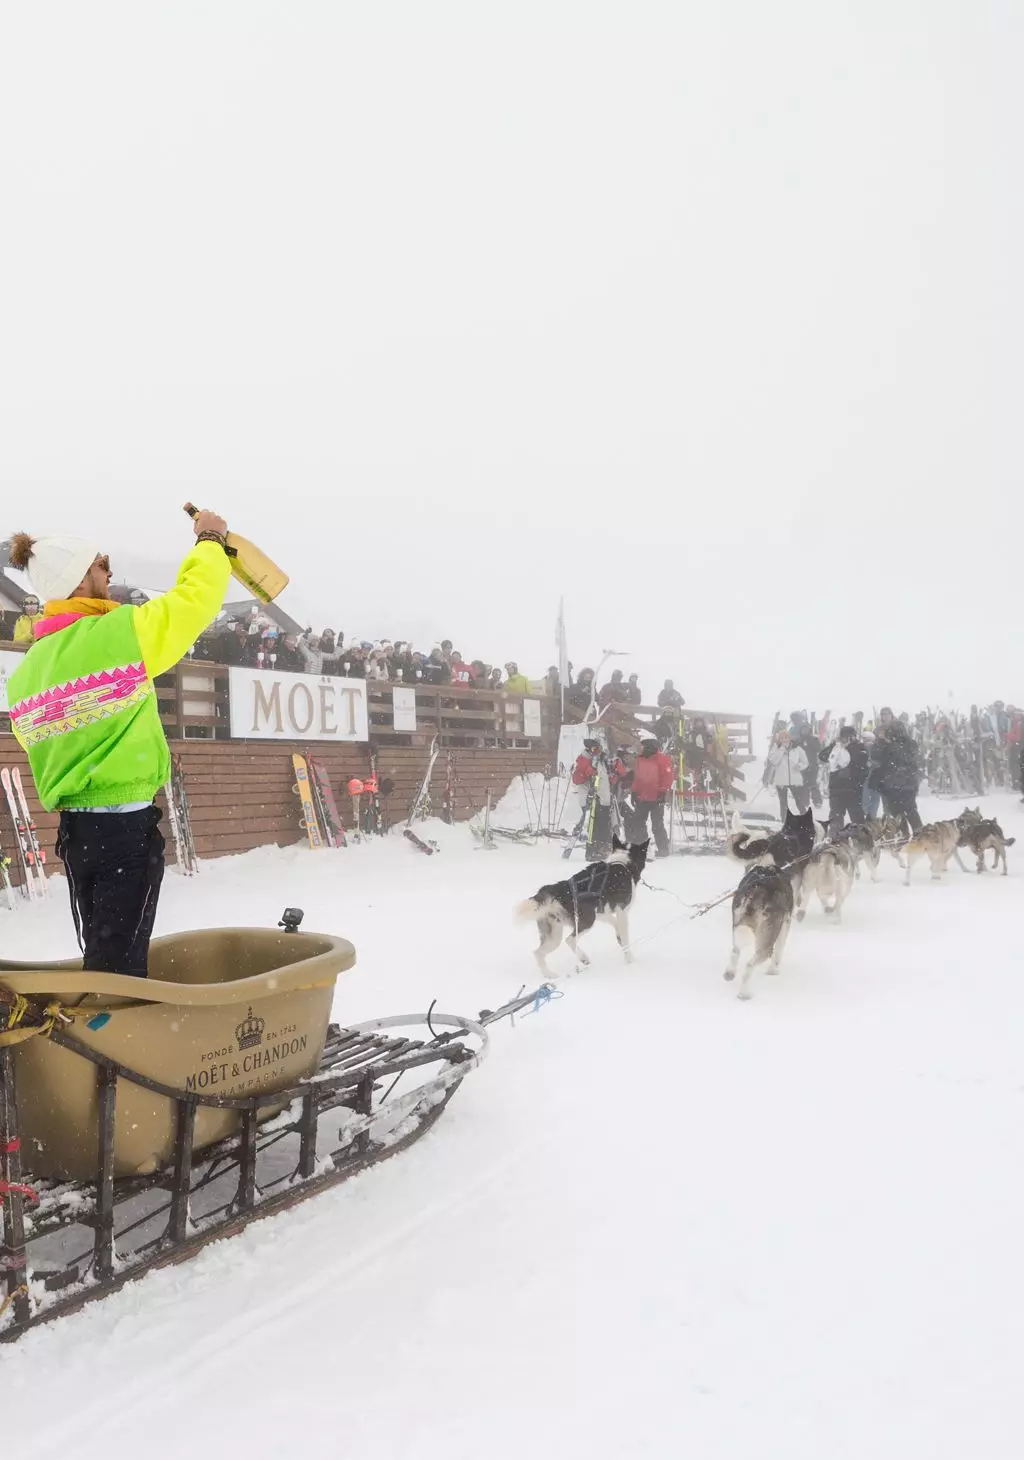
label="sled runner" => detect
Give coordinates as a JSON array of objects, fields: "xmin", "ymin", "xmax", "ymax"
[{"xmin": 0, "ymin": 913, "xmax": 542, "ymax": 1339}]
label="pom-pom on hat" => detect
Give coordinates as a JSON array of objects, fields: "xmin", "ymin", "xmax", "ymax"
[{"xmin": 9, "ymin": 532, "xmax": 102, "ymax": 604}]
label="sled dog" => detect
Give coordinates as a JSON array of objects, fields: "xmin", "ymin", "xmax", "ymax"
[
  {"xmin": 958, "ymin": 817, "xmax": 1015, "ymax": 876},
  {"xmin": 903, "ymin": 818, "xmax": 971, "ymax": 885},
  {"xmin": 796, "ymin": 839, "xmax": 857, "ymax": 921},
  {"xmin": 515, "ymin": 836, "xmax": 650, "ymax": 973},
  {"xmin": 726, "ymin": 807, "xmax": 816, "ymax": 872},
  {"xmin": 831, "ymin": 822, "xmax": 880, "ymax": 881},
  {"xmin": 725, "ymin": 865, "xmax": 795, "ymax": 1000},
  {"xmin": 865, "ymin": 815, "xmax": 908, "ymax": 863}
]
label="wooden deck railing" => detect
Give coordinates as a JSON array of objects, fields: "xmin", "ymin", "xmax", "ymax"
[{"xmin": 0, "ymin": 641, "xmax": 752, "ymax": 755}]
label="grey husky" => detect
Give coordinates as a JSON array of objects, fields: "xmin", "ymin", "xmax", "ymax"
[
  {"xmin": 796, "ymin": 838, "xmax": 856, "ymax": 921},
  {"xmin": 725, "ymin": 865, "xmax": 795, "ymax": 1000},
  {"xmin": 958, "ymin": 817, "xmax": 1015, "ymax": 876}
]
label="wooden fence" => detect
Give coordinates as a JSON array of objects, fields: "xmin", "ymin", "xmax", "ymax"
[
  {"xmin": 0, "ymin": 736, "xmax": 554, "ymax": 878},
  {"xmin": 0, "ymin": 643, "xmax": 753, "ymax": 756}
]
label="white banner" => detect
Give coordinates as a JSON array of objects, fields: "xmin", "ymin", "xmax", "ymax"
[
  {"xmin": 523, "ymin": 698, "xmax": 543, "ymax": 738},
  {"xmin": 392, "ymin": 685, "xmax": 418, "ymax": 733},
  {"xmin": 0, "ymin": 649, "xmax": 23, "ymax": 713},
  {"xmin": 229, "ymin": 668, "xmax": 369, "ymax": 741}
]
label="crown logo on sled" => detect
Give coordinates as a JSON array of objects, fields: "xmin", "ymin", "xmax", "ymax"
[{"xmin": 235, "ymin": 1006, "xmax": 265, "ymax": 1050}]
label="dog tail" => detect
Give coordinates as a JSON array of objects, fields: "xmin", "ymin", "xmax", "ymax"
[
  {"xmin": 513, "ymin": 897, "xmax": 541, "ymax": 923},
  {"xmin": 727, "ymin": 833, "xmax": 772, "ymax": 863},
  {"xmin": 1007, "ymin": 837, "xmax": 1017, "ymax": 847}
]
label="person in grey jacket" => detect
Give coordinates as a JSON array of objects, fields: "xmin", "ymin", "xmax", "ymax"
[
  {"xmin": 763, "ymin": 729, "xmax": 811, "ymax": 817},
  {"xmin": 297, "ymin": 630, "xmax": 346, "ymax": 676}
]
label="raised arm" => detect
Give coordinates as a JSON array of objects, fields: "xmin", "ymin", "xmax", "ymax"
[{"xmin": 134, "ymin": 529, "xmax": 232, "ymax": 679}]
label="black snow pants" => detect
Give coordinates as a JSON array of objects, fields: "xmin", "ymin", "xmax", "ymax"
[
  {"xmin": 881, "ymin": 789, "xmax": 923, "ymax": 836},
  {"xmin": 628, "ymin": 799, "xmax": 668, "ymax": 856},
  {"xmin": 827, "ymin": 786, "xmax": 865, "ymax": 836},
  {"xmin": 56, "ymin": 807, "xmax": 165, "ymax": 977}
]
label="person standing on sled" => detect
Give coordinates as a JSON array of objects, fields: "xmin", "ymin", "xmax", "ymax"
[
  {"xmin": 627, "ymin": 731, "xmax": 674, "ymax": 857},
  {"xmin": 5, "ymin": 510, "xmax": 231, "ymax": 977}
]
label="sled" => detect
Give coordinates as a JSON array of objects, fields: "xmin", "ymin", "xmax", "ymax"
[{"xmin": 0, "ymin": 913, "xmax": 542, "ymax": 1340}]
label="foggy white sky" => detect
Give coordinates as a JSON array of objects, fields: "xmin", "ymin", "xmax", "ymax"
[{"xmin": 2, "ymin": 0, "xmax": 1021, "ymax": 721}]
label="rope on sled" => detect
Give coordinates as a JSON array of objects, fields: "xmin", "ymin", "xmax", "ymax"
[
  {"xmin": 521, "ymin": 984, "xmax": 564, "ymax": 1016},
  {"xmin": 0, "ymin": 1286, "xmax": 29, "ymax": 1322},
  {"xmin": 0, "ymin": 986, "xmax": 141, "ymax": 1049}
]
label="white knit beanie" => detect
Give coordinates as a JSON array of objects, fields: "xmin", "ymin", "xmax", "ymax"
[{"xmin": 17, "ymin": 536, "xmax": 102, "ymax": 603}]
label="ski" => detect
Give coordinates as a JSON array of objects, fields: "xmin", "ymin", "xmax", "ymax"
[
  {"xmin": 364, "ymin": 754, "xmax": 381, "ymax": 836},
  {"xmin": 1, "ymin": 768, "xmax": 40, "ymax": 899},
  {"xmin": 164, "ymin": 757, "xmax": 199, "ymax": 874},
  {"xmin": 403, "ymin": 827, "xmax": 438, "ymax": 855},
  {"xmin": 562, "ymin": 787, "xmax": 595, "ymax": 859},
  {"xmin": 407, "ymin": 735, "xmax": 440, "ymax": 824},
  {"xmin": 11, "ymin": 769, "xmax": 47, "ymax": 898},
  {"xmin": 347, "ymin": 777, "xmax": 364, "ymax": 842},
  {"xmin": 309, "ymin": 773, "xmax": 338, "ymax": 849},
  {"xmin": 173, "ymin": 757, "xmax": 199, "ymax": 873},
  {"xmin": 306, "ymin": 757, "xmax": 347, "ymax": 848},
  {"xmin": 443, "ymin": 749, "xmax": 456, "ymax": 825},
  {"xmin": 163, "ymin": 776, "xmax": 187, "ymax": 871},
  {"xmin": 292, "ymin": 753, "xmax": 324, "ymax": 849},
  {"xmin": 366, "ymin": 752, "xmax": 392, "ymax": 836},
  {"xmin": 163, "ymin": 758, "xmax": 198, "ymax": 875}
]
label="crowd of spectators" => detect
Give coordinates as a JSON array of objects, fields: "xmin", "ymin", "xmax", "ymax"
[
  {"xmin": 764, "ymin": 704, "xmax": 1024, "ymax": 835},
  {"xmin": 191, "ymin": 615, "xmax": 541, "ymax": 691},
  {"xmin": 189, "ymin": 616, "xmax": 694, "ymax": 712},
  {"xmin": 2, "ymin": 594, "xmax": 693, "ymax": 717}
]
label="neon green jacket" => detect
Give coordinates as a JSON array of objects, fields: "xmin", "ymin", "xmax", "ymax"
[
  {"xmin": 7, "ymin": 542, "xmax": 231, "ymax": 811},
  {"xmin": 504, "ymin": 673, "xmax": 531, "ymax": 694}
]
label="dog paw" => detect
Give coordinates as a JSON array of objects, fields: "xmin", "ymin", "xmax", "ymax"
[
  {"xmin": 737, "ymin": 989, "xmax": 753, "ymax": 1001},
  {"xmin": 723, "ymin": 969, "xmax": 735, "ymax": 981}
]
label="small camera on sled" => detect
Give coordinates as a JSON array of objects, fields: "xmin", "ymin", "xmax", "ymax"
[{"xmin": 279, "ymin": 907, "xmax": 304, "ymax": 933}]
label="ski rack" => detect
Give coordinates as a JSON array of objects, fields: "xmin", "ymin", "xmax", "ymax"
[
  {"xmin": 0, "ymin": 985, "xmax": 546, "ymax": 1340},
  {"xmin": 668, "ymin": 775, "xmax": 731, "ymax": 855}
]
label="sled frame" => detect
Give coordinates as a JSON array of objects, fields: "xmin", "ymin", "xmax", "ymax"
[{"xmin": 1, "ymin": 992, "xmax": 539, "ymax": 1340}]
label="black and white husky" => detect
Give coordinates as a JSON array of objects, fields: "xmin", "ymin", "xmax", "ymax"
[
  {"xmin": 515, "ymin": 836, "xmax": 650, "ymax": 974},
  {"xmin": 726, "ymin": 807, "xmax": 816, "ymax": 872},
  {"xmin": 725, "ymin": 865, "xmax": 795, "ymax": 1000}
]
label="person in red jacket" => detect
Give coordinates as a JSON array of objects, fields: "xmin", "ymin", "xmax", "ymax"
[
  {"xmin": 572, "ymin": 737, "xmax": 628, "ymax": 860},
  {"xmin": 627, "ymin": 732, "xmax": 674, "ymax": 856}
]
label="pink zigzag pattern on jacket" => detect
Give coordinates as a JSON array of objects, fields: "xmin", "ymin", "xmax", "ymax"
[{"xmin": 9, "ymin": 663, "xmax": 149, "ymax": 733}]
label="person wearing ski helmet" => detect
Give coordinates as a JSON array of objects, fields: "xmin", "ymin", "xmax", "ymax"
[
  {"xmin": 572, "ymin": 736, "xmax": 628, "ymax": 861},
  {"xmin": 627, "ymin": 731, "xmax": 674, "ymax": 857},
  {"xmin": 5, "ymin": 510, "xmax": 232, "ymax": 976}
]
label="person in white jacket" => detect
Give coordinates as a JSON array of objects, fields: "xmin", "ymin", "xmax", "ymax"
[{"xmin": 763, "ymin": 729, "xmax": 811, "ymax": 818}]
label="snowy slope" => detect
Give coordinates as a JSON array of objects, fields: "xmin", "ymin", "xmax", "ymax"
[{"xmin": 4, "ymin": 792, "xmax": 1024, "ymax": 1459}]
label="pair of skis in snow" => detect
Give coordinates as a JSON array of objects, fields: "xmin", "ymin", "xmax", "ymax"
[
  {"xmin": 0, "ymin": 766, "xmax": 48, "ymax": 903},
  {"xmin": 293, "ymin": 753, "xmax": 348, "ymax": 850},
  {"xmin": 404, "ymin": 737, "xmax": 440, "ymax": 855},
  {"xmin": 163, "ymin": 755, "xmax": 199, "ymax": 875}
]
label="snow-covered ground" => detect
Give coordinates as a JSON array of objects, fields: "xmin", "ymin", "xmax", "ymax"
[{"xmin": 4, "ymin": 788, "xmax": 1024, "ymax": 1459}]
